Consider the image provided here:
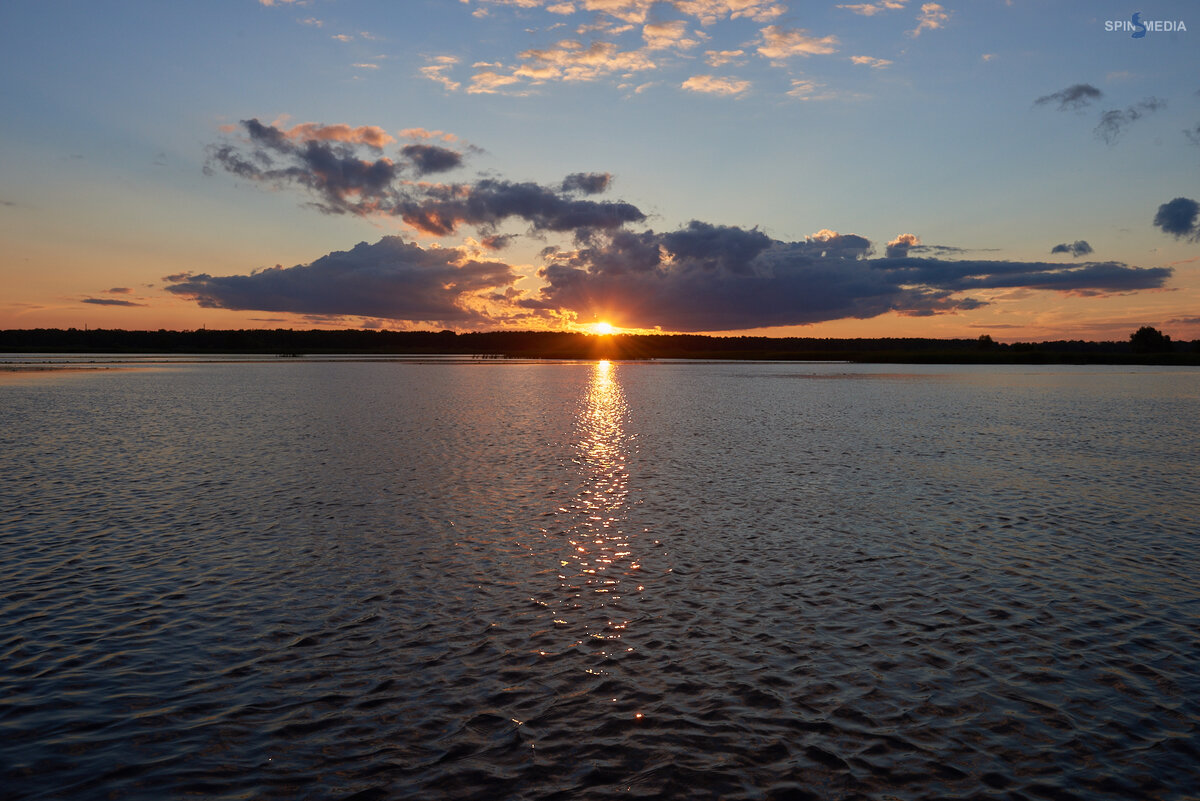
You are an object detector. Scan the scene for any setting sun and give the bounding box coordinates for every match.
[593,321,616,335]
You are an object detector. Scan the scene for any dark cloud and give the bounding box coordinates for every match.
[165,236,519,325]
[1186,124,1200,146]
[105,287,133,294]
[395,178,645,237]
[1034,83,1102,111]
[561,172,612,194]
[82,298,145,307]
[1051,240,1094,257]
[1153,197,1200,240]
[208,120,644,235]
[1095,98,1166,145]
[527,224,1172,331]
[399,143,463,175]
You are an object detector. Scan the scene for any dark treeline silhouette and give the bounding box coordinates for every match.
[2,327,1198,364]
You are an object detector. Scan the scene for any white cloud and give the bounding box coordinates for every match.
[850,55,892,68]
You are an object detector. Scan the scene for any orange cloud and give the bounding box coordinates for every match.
[757,25,839,61]
[281,122,394,148]
[836,1,906,16]
[673,0,785,26]
[910,2,949,36]
[399,128,459,143]
[705,49,745,67]
[421,56,461,92]
[681,74,751,95]
[642,20,699,50]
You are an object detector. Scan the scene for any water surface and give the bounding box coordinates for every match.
[2,360,1198,799]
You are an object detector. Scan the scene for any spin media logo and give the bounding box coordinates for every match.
[1105,11,1187,37]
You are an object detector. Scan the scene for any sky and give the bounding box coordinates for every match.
[1,0,1198,341]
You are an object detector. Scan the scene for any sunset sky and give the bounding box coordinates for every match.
[1,0,1197,340]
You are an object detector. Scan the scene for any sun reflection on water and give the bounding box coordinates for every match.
[545,359,645,677]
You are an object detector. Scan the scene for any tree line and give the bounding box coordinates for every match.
[1,326,1196,364]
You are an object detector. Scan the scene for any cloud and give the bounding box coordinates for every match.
[164,236,519,325]
[1153,197,1200,240]
[208,119,644,235]
[279,121,395,148]
[580,0,657,24]
[682,74,752,95]
[1095,98,1166,145]
[527,223,1172,331]
[672,0,786,25]
[787,78,836,100]
[1050,240,1094,257]
[259,0,307,5]
[705,49,745,67]
[400,143,464,174]
[909,3,949,36]
[642,20,699,50]
[850,55,892,68]
[516,39,656,82]
[400,127,459,143]
[104,287,133,294]
[82,298,145,307]
[757,25,839,60]
[421,56,461,92]
[561,172,612,194]
[1034,83,1103,111]
[886,232,920,257]
[1186,124,1200,146]
[837,1,906,15]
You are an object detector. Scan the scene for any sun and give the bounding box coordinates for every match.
[593,321,616,335]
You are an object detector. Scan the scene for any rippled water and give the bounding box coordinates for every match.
[2,359,1198,800]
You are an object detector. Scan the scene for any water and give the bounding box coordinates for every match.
[2,359,1198,800]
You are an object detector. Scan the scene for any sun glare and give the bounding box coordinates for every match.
[593,321,615,335]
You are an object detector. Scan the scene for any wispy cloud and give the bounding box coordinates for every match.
[1095,98,1165,145]
[837,1,906,16]
[704,48,745,67]
[787,78,836,100]
[421,56,462,92]
[642,21,699,51]
[1034,83,1103,111]
[82,297,145,307]
[682,74,751,95]
[757,25,839,61]
[672,0,785,26]
[909,3,949,36]
[850,55,892,68]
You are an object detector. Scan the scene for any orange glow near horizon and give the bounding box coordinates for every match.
[593,321,616,335]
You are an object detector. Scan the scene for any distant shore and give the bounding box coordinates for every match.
[2,328,1198,365]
